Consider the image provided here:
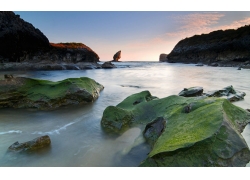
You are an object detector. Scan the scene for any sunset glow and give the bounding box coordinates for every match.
[11,10,250,61]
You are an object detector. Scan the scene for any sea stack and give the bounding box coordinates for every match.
[113,50,121,62]
[159,53,168,62]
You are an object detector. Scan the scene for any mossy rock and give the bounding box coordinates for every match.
[0,76,104,110]
[101,91,250,166]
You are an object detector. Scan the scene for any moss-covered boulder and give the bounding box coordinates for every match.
[8,135,51,152]
[101,91,250,166]
[0,76,104,110]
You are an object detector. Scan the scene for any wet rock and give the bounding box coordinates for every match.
[205,85,246,102]
[178,87,203,97]
[101,91,250,167]
[8,135,51,152]
[143,117,166,147]
[0,76,104,110]
[101,61,117,68]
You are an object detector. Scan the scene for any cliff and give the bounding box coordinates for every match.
[0,11,99,64]
[167,25,250,67]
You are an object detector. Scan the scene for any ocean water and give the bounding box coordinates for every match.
[0,61,250,167]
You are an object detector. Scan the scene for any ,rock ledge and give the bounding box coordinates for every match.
[0,12,100,68]
[8,135,51,152]
[101,91,250,166]
[0,76,104,110]
[166,25,250,68]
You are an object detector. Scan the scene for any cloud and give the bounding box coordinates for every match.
[166,12,225,38]
[166,12,250,39]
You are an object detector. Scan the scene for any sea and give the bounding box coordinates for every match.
[0,61,250,167]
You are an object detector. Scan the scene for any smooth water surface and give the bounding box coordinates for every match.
[0,62,250,167]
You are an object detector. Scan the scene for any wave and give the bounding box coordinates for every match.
[32,121,76,135]
[0,130,22,135]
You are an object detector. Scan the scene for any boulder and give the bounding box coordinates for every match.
[178,87,204,97]
[143,117,166,147]
[101,61,117,69]
[113,50,121,62]
[0,76,104,110]
[205,85,246,102]
[101,91,250,166]
[8,135,51,152]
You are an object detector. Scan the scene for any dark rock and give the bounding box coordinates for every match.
[112,50,121,62]
[178,86,203,97]
[237,67,242,70]
[167,25,250,67]
[8,135,51,152]
[211,63,219,67]
[159,54,168,62]
[0,11,50,62]
[205,85,246,102]
[0,12,100,66]
[101,61,117,68]
[143,117,166,147]
[4,74,14,80]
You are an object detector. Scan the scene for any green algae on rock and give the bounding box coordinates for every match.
[101,91,250,166]
[0,76,104,110]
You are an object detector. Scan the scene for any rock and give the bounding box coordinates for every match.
[143,117,166,147]
[159,54,168,62]
[178,87,203,97]
[205,85,246,102]
[113,50,121,62]
[0,76,104,110]
[0,12,100,65]
[196,63,204,66]
[0,11,50,62]
[4,74,14,81]
[8,135,51,152]
[237,67,242,70]
[101,91,250,166]
[101,61,117,68]
[167,25,250,67]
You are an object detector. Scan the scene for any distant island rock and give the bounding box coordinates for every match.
[166,25,250,68]
[0,11,101,70]
[112,50,121,62]
[159,53,168,62]
[101,61,117,68]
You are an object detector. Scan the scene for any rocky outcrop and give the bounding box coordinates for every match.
[0,11,50,62]
[112,50,121,62]
[101,91,250,166]
[8,135,51,152]
[0,76,104,110]
[101,61,117,68]
[166,25,250,67]
[205,85,246,102]
[159,53,168,62]
[178,87,203,97]
[0,12,100,65]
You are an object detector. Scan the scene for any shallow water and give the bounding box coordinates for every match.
[0,62,250,167]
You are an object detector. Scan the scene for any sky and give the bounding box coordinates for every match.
[3,1,250,61]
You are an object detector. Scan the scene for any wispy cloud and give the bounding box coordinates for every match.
[166,12,225,38]
[166,12,250,39]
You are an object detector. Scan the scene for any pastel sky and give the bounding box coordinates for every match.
[13,11,250,61]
